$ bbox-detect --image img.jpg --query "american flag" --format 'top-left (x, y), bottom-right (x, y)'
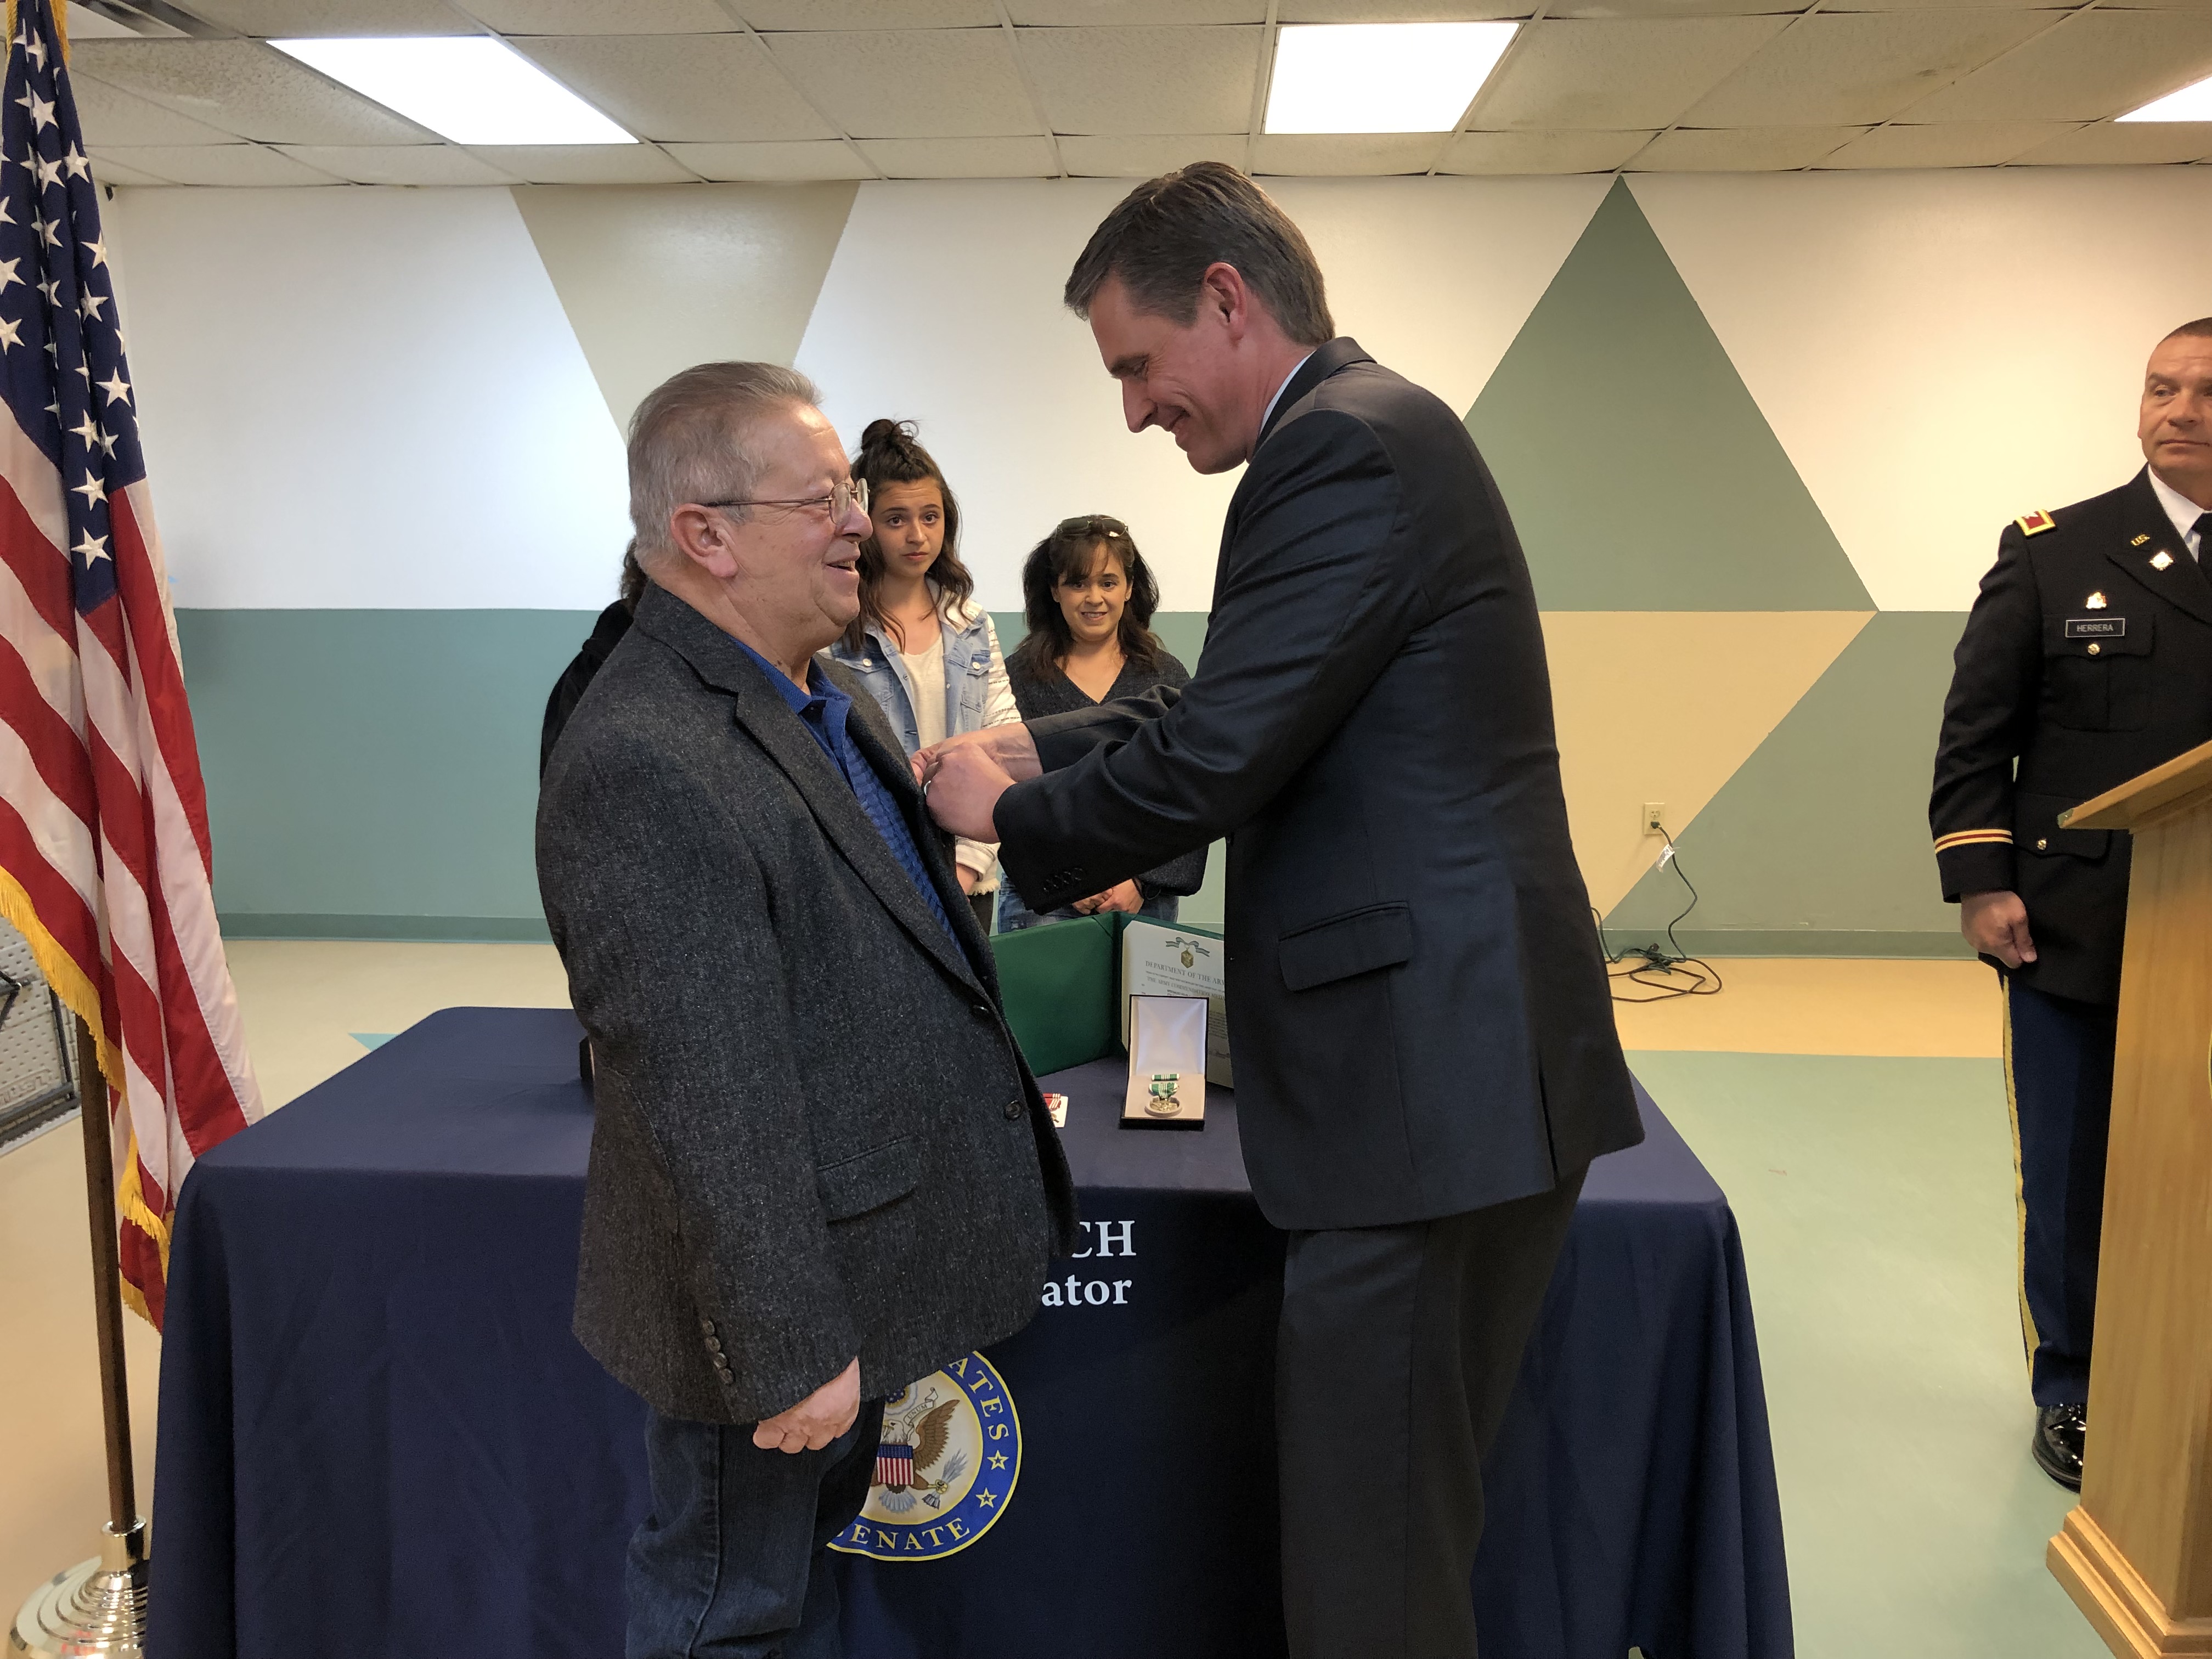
top-left (874, 1443), bottom-right (914, 1489)
top-left (0, 0), bottom-right (258, 1327)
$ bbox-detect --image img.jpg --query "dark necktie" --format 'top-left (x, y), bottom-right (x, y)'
top-left (2194, 512), bottom-right (2212, 562)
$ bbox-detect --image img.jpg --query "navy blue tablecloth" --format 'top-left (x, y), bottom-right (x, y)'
top-left (153, 1008), bottom-right (1790, 1658)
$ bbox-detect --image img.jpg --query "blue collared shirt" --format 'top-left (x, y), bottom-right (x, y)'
top-left (728, 636), bottom-right (962, 949)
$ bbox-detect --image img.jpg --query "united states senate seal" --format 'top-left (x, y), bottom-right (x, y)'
top-left (828, 1352), bottom-right (1021, 1561)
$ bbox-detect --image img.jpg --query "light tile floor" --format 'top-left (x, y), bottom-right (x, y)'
top-left (0, 948), bottom-right (2110, 1656)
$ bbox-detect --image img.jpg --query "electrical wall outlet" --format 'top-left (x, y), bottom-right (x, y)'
top-left (1642, 802), bottom-right (1667, 837)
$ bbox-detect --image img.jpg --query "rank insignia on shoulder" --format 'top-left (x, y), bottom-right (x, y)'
top-left (2131, 534), bottom-right (2152, 546)
top-left (2152, 550), bottom-right (2176, 571)
top-left (2017, 509), bottom-right (2057, 536)
top-left (2085, 591), bottom-right (2107, 608)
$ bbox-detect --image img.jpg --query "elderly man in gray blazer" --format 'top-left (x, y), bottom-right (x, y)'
top-left (537, 360), bottom-right (1075, 1659)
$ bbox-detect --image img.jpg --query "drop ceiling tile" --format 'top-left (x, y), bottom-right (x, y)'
top-left (86, 153), bottom-right (176, 187)
top-left (1684, 10), bottom-right (2051, 126)
top-left (69, 71), bottom-right (238, 145)
top-left (89, 142), bottom-right (343, 184)
top-left (1815, 120), bottom-right (2081, 167)
top-left (769, 30), bottom-right (1041, 139)
top-left (664, 140), bottom-right (877, 180)
top-left (510, 33), bottom-right (835, 142)
top-left (1282, 0), bottom-right (1529, 16)
top-left (1019, 26), bottom-right (1260, 136)
top-left (64, 3), bottom-right (167, 40)
top-left (1250, 133), bottom-right (1442, 174)
top-left (2010, 120), bottom-right (2212, 165)
top-left (1547, 0), bottom-right (1793, 14)
top-left (734, 1), bottom-right (998, 25)
top-left (70, 40), bottom-right (433, 143)
top-left (1905, 8), bottom-right (2212, 122)
top-left (1057, 133), bottom-right (1247, 175)
top-left (468, 0), bottom-right (737, 32)
top-left (1628, 125), bottom-right (1866, 170)
top-left (463, 142), bottom-right (695, 183)
top-left (1475, 18), bottom-right (1788, 131)
top-left (1821, 0), bottom-right (2081, 8)
top-left (1437, 128), bottom-right (1654, 173)
top-left (167, 0), bottom-right (471, 33)
top-left (274, 143), bottom-right (522, 184)
top-left (854, 136), bottom-right (1060, 177)
top-left (1011, 1), bottom-right (1263, 21)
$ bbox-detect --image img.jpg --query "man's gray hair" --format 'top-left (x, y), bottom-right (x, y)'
top-left (628, 361), bottom-right (822, 567)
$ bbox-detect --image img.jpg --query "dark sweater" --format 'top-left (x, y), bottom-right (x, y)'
top-left (1005, 647), bottom-right (1206, 901)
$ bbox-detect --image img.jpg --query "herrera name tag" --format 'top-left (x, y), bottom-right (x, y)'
top-left (2064, 618), bottom-right (2125, 639)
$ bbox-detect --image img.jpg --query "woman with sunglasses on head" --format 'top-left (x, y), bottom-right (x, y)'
top-left (825, 419), bottom-right (1015, 935)
top-left (996, 514), bottom-right (1206, 932)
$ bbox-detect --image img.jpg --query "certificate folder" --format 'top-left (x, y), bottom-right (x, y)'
top-left (1119, 919), bottom-right (1232, 1088)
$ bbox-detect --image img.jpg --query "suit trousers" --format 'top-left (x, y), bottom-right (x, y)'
top-left (1277, 1168), bottom-right (1588, 1659)
top-left (626, 1398), bottom-right (887, 1659)
top-left (2005, 975), bottom-right (2117, 1408)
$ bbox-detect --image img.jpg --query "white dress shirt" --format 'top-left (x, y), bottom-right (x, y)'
top-left (2146, 467), bottom-right (2212, 561)
top-left (1259, 351), bottom-right (1315, 438)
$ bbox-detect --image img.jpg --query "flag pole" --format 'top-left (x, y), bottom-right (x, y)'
top-left (9, 1015), bottom-right (149, 1657)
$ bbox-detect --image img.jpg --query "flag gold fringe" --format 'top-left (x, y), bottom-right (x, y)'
top-left (2, 2), bottom-right (67, 61)
top-left (0, 865), bottom-right (158, 1322)
top-left (116, 1129), bottom-right (166, 1322)
top-left (0, 864), bottom-right (121, 1088)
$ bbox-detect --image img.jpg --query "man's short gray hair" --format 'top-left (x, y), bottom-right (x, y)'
top-left (628, 361), bottom-right (822, 567)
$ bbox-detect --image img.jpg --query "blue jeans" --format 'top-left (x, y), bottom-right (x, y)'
top-left (627, 1400), bottom-right (885, 1659)
top-left (996, 890), bottom-right (1180, 932)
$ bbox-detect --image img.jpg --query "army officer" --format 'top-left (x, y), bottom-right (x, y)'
top-left (1931, 318), bottom-right (2212, 1491)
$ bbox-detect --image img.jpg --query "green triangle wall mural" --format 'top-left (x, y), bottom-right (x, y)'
top-left (1467, 178), bottom-right (1873, 613)
top-left (1604, 611), bottom-right (1970, 951)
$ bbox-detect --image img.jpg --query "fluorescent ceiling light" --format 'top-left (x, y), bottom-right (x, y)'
top-left (270, 36), bottom-right (635, 146)
top-left (1264, 21), bottom-right (1517, 136)
top-left (2117, 74), bottom-right (2212, 123)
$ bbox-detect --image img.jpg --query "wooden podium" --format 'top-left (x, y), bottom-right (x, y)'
top-left (2050, 738), bottom-right (2212, 1657)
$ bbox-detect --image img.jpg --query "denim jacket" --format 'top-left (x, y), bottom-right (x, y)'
top-left (822, 591), bottom-right (1018, 885)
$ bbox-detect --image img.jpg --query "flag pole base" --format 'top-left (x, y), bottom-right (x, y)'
top-left (8, 1519), bottom-right (148, 1658)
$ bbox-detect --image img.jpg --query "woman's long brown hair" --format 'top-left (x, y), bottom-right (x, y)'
top-left (1005, 514), bottom-right (1164, 683)
top-left (840, 419), bottom-right (974, 654)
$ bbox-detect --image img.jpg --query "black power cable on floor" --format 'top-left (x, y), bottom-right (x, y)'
top-left (1593, 821), bottom-right (1723, 1004)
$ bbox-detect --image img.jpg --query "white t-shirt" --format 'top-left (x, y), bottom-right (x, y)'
top-left (900, 631), bottom-right (946, 751)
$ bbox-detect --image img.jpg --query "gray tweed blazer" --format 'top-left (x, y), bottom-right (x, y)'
top-left (537, 584), bottom-right (1076, 1424)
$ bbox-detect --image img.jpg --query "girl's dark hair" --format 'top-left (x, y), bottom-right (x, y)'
top-left (1006, 514), bottom-right (1164, 683)
top-left (618, 540), bottom-right (646, 613)
top-left (840, 419), bottom-right (972, 653)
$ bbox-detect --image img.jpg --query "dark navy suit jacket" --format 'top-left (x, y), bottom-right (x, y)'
top-left (995, 338), bottom-right (1643, 1231)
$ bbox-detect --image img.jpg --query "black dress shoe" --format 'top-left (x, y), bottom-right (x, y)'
top-left (2033, 1404), bottom-right (2086, 1491)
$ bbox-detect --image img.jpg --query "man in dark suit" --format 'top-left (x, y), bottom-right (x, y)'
top-left (1931, 319), bottom-right (2212, 1491)
top-left (537, 361), bottom-right (1075, 1658)
top-left (920, 165), bottom-right (1643, 1659)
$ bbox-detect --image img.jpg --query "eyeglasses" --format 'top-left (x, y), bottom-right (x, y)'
top-left (697, 478), bottom-right (871, 523)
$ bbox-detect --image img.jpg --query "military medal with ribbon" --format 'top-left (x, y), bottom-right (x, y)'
top-left (1146, 1072), bottom-right (1183, 1117)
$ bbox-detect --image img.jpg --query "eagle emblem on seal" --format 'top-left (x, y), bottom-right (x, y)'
top-left (832, 1353), bottom-right (1023, 1562)
top-left (871, 1390), bottom-right (967, 1514)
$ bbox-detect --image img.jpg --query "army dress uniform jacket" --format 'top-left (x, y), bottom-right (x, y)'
top-left (538, 585), bottom-right (1077, 1425)
top-left (1932, 470), bottom-right (2212, 1006)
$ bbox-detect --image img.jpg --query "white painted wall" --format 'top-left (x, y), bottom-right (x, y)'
top-left (106, 187), bottom-right (630, 610)
top-left (794, 176), bottom-right (1609, 610)
top-left (1633, 168), bottom-right (2212, 612)
top-left (100, 168), bottom-right (2212, 616)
